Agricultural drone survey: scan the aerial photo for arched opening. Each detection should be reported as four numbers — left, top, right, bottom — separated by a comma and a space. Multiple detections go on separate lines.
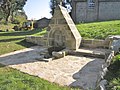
49, 30, 66, 48
47, 30, 67, 55
53, 30, 66, 47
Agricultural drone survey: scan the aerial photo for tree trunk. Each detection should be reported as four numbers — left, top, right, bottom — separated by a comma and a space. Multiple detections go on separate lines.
5, 12, 10, 24
5, 16, 9, 24
11, 11, 14, 22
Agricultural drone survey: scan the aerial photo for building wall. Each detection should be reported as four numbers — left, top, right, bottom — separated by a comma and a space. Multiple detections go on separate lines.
34, 18, 50, 28
76, 2, 87, 23
72, 0, 120, 23
99, 2, 120, 21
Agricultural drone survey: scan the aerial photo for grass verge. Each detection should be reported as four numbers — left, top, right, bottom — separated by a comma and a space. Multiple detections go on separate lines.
0, 64, 72, 90
105, 54, 120, 90
77, 20, 120, 39
0, 29, 46, 55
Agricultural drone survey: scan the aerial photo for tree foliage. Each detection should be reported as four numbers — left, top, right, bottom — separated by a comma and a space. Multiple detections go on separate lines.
50, 0, 71, 15
0, 0, 27, 24
50, 0, 57, 15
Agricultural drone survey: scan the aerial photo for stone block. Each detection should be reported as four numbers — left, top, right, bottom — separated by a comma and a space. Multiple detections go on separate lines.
50, 19, 55, 24
82, 39, 92, 44
58, 19, 67, 24
52, 51, 65, 59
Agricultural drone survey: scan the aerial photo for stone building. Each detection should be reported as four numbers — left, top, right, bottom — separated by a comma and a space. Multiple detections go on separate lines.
71, 0, 120, 23
34, 17, 50, 29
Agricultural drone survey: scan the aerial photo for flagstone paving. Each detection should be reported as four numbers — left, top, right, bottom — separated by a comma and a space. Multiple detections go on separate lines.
0, 46, 105, 89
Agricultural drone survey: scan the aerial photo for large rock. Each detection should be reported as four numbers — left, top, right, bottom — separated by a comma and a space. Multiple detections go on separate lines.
108, 35, 120, 54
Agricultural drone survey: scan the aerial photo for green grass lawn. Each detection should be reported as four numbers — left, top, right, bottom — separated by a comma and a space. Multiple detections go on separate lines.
0, 29, 46, 55
105, 55, 120, 90
0, 64, 72, 90
77, 20, 120, 39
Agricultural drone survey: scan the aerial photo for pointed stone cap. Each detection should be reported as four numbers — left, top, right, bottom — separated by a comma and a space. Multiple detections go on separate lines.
59, 5, 81, 41
48, 5, 82, 50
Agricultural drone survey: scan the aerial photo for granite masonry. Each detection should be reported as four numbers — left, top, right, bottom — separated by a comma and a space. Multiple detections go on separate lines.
71, 0, 120, 23
24, 2, 120, 90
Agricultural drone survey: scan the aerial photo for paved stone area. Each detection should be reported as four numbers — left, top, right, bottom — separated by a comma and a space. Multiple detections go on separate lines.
0, 46, 105, 89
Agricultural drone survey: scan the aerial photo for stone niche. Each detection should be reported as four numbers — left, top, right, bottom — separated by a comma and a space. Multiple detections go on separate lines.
47, 5, 82, 50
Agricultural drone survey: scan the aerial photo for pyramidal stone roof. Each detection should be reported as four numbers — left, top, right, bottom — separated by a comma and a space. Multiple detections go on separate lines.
59, 5, 81, 40
48, 5, 81, 50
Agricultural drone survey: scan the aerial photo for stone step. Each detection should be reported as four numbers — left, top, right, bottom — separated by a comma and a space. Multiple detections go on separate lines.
69, 48, 110, 59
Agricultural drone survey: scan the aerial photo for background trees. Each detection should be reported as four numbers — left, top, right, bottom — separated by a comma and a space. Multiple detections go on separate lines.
0, 0, 27, 24
49, 0, 57, 15
49, 0, 72, 16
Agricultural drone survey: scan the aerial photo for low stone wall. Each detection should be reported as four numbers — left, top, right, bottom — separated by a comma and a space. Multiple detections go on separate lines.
25, 36, 48, 46
25, 36, 111, 49
96, 51, 114, 90
81, 39, 110, 48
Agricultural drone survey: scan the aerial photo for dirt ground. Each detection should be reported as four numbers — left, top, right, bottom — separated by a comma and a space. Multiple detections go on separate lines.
0, 46, 105, 89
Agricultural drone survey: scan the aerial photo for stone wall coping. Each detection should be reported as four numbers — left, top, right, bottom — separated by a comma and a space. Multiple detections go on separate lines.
82, 38, 104, 41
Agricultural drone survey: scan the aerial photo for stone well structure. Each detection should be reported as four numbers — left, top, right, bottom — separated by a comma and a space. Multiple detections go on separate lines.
23, 1, 120, 89
26, 5, 81, 51
47, 5, 82, 50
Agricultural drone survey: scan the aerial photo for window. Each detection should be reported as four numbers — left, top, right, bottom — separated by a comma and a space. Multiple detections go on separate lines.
88, 0, 95, 8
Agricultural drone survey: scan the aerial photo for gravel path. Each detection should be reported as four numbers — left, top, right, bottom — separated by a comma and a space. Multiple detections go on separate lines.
0, 46, 105, 89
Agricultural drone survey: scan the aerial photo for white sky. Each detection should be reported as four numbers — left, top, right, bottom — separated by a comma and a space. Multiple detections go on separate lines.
23, 0, 52, 20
